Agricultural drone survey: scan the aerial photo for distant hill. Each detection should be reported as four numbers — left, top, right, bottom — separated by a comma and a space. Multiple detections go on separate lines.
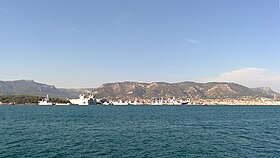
0, 80, 279, 100
91, 81, 279, 100
0, 80, 82, 98
251, 87, 280, 99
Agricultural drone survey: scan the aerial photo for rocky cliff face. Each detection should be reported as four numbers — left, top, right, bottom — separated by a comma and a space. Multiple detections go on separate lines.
251, 87, 280, 98
91, 81, 279, 99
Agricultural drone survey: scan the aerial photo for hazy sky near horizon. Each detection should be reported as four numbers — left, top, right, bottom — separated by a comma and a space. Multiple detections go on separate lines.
1, 0, 280, 91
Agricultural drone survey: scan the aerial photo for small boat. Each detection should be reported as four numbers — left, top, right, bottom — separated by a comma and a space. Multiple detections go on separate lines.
38, 95, 55, 105
111, 100, 129, 105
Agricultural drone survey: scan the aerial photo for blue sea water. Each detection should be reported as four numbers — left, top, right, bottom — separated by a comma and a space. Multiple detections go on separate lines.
0, 105, 280, 158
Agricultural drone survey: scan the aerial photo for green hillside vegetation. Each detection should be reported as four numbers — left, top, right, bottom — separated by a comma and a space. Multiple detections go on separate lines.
0, 95, 69, 104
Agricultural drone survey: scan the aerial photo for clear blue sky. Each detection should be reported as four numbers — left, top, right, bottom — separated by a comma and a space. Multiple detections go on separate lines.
0, 0, 280, 91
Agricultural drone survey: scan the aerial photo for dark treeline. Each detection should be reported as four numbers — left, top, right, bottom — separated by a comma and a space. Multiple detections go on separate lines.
0, 95, 69, 104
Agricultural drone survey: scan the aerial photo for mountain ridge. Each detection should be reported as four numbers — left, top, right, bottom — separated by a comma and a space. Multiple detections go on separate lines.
92, 81, 280, 100
0, 80, 82, 98
0, 80, 279, 99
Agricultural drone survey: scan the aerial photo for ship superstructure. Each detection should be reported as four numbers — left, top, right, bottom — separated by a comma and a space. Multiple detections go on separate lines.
38, 95, 54, 105
69, 94, 96, 105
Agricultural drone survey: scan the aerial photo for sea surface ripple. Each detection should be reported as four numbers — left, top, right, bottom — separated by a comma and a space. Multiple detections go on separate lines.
0, 105, 280, 157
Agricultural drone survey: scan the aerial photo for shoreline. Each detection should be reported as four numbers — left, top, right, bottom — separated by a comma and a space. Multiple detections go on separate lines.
1, 104, 280, 106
